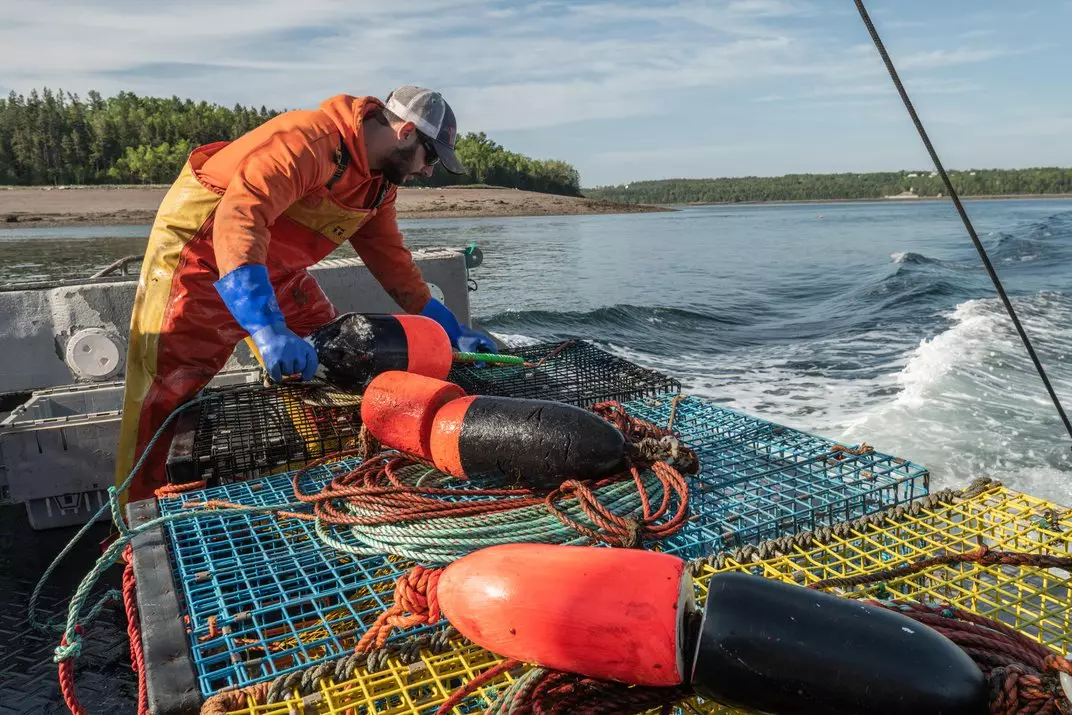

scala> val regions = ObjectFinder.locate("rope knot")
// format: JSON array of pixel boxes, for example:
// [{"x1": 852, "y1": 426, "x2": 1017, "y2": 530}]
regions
[
  {"x1": 354, "y1": 566, "x2": 443, "y2": 655},
  {"x1": 629, "y1": 436, "x2": 699, "y2": 474},
  {"x1": 621, "y1": 517, "x2": 644, "y2": 549}
]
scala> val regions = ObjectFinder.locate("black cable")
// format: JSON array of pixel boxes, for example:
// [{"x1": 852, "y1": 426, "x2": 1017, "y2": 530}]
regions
[{"x1": 853, "y1": 0, "x2": 1072, "y2": 445}]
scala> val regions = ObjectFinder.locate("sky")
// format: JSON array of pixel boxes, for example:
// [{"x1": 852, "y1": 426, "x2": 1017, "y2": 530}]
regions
[{"x1": 2, "y1": 0, "x2": 1071, "y2": 187}]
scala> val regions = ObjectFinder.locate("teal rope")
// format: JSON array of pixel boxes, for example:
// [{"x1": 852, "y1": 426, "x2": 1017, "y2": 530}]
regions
[
  {"x1": 314, "y1": 464, "x2": 667, "y2": 565},
  {"x1": 52, "y1": 498, "x2": 304, "y2": 662},
  {"x1": 26, "y1": 383, "x2": 301, "y2": 663}
]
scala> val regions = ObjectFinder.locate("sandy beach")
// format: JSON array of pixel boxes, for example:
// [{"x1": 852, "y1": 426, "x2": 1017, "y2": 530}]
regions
[{"x1": 0, "y1": 185, "x2": 669, "y2": 228}]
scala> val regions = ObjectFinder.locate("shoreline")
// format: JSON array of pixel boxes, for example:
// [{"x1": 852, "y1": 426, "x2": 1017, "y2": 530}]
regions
[
  {"x1": 0, "y1": 185, "x2": 669, "y2": 229},
  {"x1": 669, "y1": 193, "x2": 1072, "y2": 208}
]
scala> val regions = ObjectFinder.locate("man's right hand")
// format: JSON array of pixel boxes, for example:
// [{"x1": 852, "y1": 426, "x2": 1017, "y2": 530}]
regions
[
  {"x1": 214, "y1": 263, "x2": 319, "y2": 383},
  {"x1": 249, "y1": 323, "x2": 319, "y2": 383}
]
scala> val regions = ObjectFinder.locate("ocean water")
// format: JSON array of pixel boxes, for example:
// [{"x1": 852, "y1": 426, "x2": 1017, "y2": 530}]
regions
[{"x1": 3, "y1": 198, "x2": 1072, "y2": 505}]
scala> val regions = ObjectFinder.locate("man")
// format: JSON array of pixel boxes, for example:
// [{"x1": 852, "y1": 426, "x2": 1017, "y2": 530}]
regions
[{"x1": 115, "y1": 85, "x2": 496, "y2": 503}]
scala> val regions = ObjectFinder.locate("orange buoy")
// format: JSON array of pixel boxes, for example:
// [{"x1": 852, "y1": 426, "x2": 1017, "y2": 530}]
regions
[
  {"x1": 437, "y1": 543, "x2": 692, "y2": 687},
  {"x1": 306, "y1": 312, "x2": 452, "y2": 391},
  {"x1": 429, "y1": 396, "x2": 628, "y2": 487},
  {"x1": 360, "y1": 371, "x2": 465, "y2": 460}
]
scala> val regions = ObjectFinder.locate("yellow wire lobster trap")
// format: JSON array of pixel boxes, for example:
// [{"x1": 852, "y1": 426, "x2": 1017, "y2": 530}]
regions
[{"x1": 208, "y1": 481, "x2": 1070, "y2": 715}]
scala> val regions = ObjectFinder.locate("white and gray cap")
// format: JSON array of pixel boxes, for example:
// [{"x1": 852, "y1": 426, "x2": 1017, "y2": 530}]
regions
[{"x1": 385, "y1": 85, "x2": 466, "y2": 175}]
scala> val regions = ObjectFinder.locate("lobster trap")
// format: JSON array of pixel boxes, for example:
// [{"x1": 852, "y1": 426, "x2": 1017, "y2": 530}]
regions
[
  {"x1": 165, "y1": 384, "x2": 365, "y2": 486},
  {"x1": 211, "y1": 483, "x2": 1072, "y2": 715},
  {"x1": 628, "y1": 396, "x2": 929, "y2": 558},
  {"x1": 142, "y1": 393, "x2": 931, "y2": 707},
  {"x1": 166, "y1": 340, "x2": 680, "y2": 487},
  {"x1": 446, "y1": 340, "x2": 681, "y2": 406}
]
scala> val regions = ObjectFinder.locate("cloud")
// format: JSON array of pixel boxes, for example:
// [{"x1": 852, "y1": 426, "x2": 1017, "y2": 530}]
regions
[
  {"x1": 4, "y1": 0, "x2": 1068, "y2": 186},
  {"x1": 1, "y1": 0, "x2": 1022, "y2": 133}
]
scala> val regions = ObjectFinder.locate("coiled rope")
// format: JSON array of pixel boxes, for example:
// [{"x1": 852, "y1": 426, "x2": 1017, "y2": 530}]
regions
[{"x1": 184, "y1": 400, "x2": 694, "y2": 564}]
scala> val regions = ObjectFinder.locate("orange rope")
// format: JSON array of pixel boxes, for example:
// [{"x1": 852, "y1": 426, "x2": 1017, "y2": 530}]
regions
[
  {"x1": 154, "y1": 479, "x2": 207, "y2": 498},
  {"x1": 354, "y1": 566, "x2": 443, "y2": 654},
  {"x1": 121, "y1": 546, "x2": 150, "y2": 715},
  {"x1": 57, "y1": 626, "x2": 86, "y2": 715}
]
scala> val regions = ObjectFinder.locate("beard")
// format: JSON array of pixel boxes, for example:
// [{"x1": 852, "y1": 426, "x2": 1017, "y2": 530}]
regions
[{"x1": 380, "y1": 144, "x2": 420, "y2": 184}]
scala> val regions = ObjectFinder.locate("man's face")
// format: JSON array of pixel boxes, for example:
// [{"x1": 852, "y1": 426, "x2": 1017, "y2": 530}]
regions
[{"x1": 381, "y1": 131, "x2": 438, "y2": 184}]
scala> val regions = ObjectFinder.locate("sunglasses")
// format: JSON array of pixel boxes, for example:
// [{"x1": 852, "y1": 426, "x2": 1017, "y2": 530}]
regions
[{"x1": 417, "y1": 132, "x2": 440, "y2": 166}]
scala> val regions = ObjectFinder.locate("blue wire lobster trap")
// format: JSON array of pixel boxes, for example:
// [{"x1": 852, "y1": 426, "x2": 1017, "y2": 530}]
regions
[
  {"x1": 623, "y1": 394, "x2": 929, "y2": 556},
  {"x1": 144, "y1": 392, "x2": 928, "y2": 705}
]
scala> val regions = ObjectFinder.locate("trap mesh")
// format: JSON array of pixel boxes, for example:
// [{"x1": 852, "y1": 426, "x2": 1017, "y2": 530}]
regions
[
  {"x1": 167, "y1": 385, "x2": 364, "y2": 486},
  {"x1": 628, "y1": 395, "x2": 929, "y2": 558},
  {"x1": 217, "y1": 484, "x2": 1072, "y2": 714},
  {"x1": 159, "y1": 454, "x2": 697, "y2": 697},
  {"x1": 158, "y1": 394, "x2": 927, "y2": 699},
  {"x1": 167, "y1": 341, "x2": 679, "y2": 486},
  {"x1": 447, "y1": 340, "x2": 681, "y2": 406}
]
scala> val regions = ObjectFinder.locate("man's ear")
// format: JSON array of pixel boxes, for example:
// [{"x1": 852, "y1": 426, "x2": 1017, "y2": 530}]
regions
[{"x1": 396, "y1": 121, "x2": 417, "y2": 142}]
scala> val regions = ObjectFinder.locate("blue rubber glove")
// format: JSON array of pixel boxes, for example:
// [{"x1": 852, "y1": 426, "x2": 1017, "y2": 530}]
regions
[
  {"x1": 214, "y1": 264, "x2": 319, "y2": 383},
  {"x1": 420, "y1": 297, "x2": 498, "y2": 354}
]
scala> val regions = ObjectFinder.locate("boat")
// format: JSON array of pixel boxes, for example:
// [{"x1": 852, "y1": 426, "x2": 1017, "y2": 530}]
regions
[{"x1": 2, "y1": 240, "x2": 1069, "y2": 714}]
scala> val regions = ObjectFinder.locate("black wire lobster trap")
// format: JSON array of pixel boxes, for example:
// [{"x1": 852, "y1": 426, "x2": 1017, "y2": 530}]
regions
[{"x1": 165, "y1": 340, "x2": 680, "y2": 487}]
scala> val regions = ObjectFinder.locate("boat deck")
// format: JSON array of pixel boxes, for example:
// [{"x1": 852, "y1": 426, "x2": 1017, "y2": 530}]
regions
[{"x1": 0, "y1": 505, "x2": 136, "y2": 712}]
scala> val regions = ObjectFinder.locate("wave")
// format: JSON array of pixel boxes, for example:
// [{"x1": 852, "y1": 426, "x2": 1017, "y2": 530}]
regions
[
  {"x1": 483, "y1": 304, "x2": 752, "y2": 330},
  {"x1": 838, "y1": 292, "x2": 1072, "y2": 505},
  {"x1": 890, "y1": 251, "x2": 944, "y2": 266}
]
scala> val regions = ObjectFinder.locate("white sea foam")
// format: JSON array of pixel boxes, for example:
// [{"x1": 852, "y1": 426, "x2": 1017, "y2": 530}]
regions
[{"x1": 592, "y1": 296, "x2": 1072, "y2": 506}]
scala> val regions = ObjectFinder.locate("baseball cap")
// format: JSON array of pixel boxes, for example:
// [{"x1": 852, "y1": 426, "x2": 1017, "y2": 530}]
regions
[{"x1": 385, "y1": 85, "x2": 466, "y2": 175}]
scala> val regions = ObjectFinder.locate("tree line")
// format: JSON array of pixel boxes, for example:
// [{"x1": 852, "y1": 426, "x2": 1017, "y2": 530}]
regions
[
  {"x1": 0, "y1": 88, "x2": 581, "y2": 196},
  {"x1": 583, "y1": 168, "x2": 1072, "y2": 204}
]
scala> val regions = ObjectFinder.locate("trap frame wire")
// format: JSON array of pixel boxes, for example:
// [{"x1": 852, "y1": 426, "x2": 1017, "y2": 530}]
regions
[{"x1": 214, "y1": 484, "x2": 1072, "y2": 715}]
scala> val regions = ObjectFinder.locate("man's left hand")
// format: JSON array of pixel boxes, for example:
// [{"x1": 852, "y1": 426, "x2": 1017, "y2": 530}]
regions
[{"x1": 458, "y1": 326, "x2": 497, "y2": 354}]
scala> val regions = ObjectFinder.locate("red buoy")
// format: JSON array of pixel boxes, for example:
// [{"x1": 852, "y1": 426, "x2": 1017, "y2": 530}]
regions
[
  {"x1": 437, "y1": 543, "x2": 692, "y2": 687},
  {"x1": 429, "y1": 396, "x2": 628, "y2": 487},
  {"x1": 360, "y1": 371, "x2": 465, "y2": 460}
]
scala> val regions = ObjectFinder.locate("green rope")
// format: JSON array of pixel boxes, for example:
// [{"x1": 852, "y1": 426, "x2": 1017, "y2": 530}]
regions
[
  {"x1": 452, "y1": 351, "x2": 527, "y2": 366},
  {"x1": 27, "y1": 383, "x2": 302, "y2": 663},
  {"x1": 315, "y1": 464, "x2": 666, "y2": 564}
]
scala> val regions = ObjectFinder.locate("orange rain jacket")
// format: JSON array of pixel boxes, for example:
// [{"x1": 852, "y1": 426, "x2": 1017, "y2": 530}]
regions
[{"x1": 197, "y1": 93, "x2": 430, "y2": 313}]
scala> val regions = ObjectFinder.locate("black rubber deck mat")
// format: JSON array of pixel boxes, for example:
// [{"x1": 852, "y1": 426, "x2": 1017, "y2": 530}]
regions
[{"x1": 0, "y1": 505, "x2": 137, "y2": 714}]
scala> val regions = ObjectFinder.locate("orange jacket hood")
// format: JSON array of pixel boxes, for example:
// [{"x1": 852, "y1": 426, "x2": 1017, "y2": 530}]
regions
[{"x1": 318, "y1": 94, "x2": 386, "y2": 179}]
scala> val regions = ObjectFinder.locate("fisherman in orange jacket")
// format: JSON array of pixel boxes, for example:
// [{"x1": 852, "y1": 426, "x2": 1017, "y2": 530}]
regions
[{"x1": 115, "y1": 85, "x2": 496, "y2": 502}]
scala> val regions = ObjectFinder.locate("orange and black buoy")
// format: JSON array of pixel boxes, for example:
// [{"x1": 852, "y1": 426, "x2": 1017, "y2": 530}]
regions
[
  {"x1": 435, "y1": 543, "x2": 988, "y2": 714},
  {"x1": 428, "y1": 395, "x2": 627, "y2": 487},
  {"x1": 360, "y1": 371, "x2": 465, "y2": 461},
  {"x1": 437, "y1": 543, "x2": 691, "y2": 687},
  {"x1": 306, "y1": 313, "x2": 452, "y2": 391},
  {"x1": 360, "y1": 372, "x2": 628, "y2": 487}
]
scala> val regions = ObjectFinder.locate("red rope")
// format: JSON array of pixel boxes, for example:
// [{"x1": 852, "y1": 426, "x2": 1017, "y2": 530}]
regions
[
  {"x1": 190, "y1": 401, "x2": 692, "y2": 550},
  {"x1": 57, "y1": 626, "x2": 86, "y2": 715},
  {"x1": 435, "y1": 659, "x2": 522, "y2": 715},
  {"x1": 122, "y1": 545, "x2": 150, "y2": 715},
  {"x1": 354, "y1": 565, "x2": 443, "y2": 655}
]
